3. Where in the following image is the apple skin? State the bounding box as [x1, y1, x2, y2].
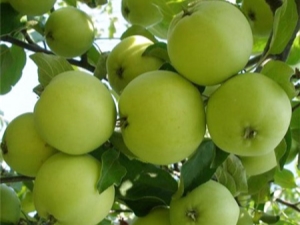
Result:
[131, 207, 171, 225]
[33, 152, 115, 225]
[167, 1, 253, 86]
[45, 7, 95, 58]
[121, 0, 162, 28]
[34, 70, 116, 155]
[118, 70, 206, 165]
[206, 73, 291, 156]
[169, 180, 240, 225]
[9, 0, 56, 16]
[241, 0, 274, 37]
[0, 184, 21, 224]
[239, 150, 277, 176]
[1, 112, 57, 177]
[106, 35, 164, 94]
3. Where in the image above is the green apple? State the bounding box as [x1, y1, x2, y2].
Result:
[241, 0, 274, 37]
[167, 1, 253, 86]
[33, 152, 115, 225]
[169, 180, 240, 225]
[9, 0, 56, 16]
[106, 35, 164, 94]
[1, 112, 57, 177]
[118, 70, 206, 165]
[121, 0, 163, 27]
[206, 73, 292, 156]
[34, 70, 116, 155]
[237, 207, 253, 225]
[239, 150, 277, 176]
[131, 207, 171, 225]
[45, 7, 95, 58]
[0, 184, 21, 224]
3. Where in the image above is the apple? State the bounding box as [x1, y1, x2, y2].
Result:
[239, 150, 277, 176]
[1, 112, 57, 177]
[0, 184, 21, 224]
[237, 207, 253, 225]
[33, 152, 115, 225]
[131, 207, 171, 225]
[34, 70, 116, 155]
[167, 0, 253, 86]
[241, 0, 274, 37]
[106, 35, 164, 94]
[206, 73, 292, 156]
[45, 7, 95, 58]
[121, 0, 162, 28]
[118, 70, 206, 165]
[169, 180, 240, 225]
[9, 0, 56, 16]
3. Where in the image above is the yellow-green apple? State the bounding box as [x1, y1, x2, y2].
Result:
[131, 207, 171, 225]
[33, 70, 116, 155]
[167, 0, 253, 86]
[237, 207, 253, 225]
[33, 152, 115, 225]
[206, 73, 291, 156]
[106, 35, 164, 94]
[239, 150, 277, 176]
[45, 7, 95, 58]
[1, 112, 57, 177]
[121, 0, 162, 27]
[0, 184, 21, 224]
[9, 0, 56, 16]
[118, 70, 206, 165]
[241, 0, 274, 37]
[169, 180, 240, 225]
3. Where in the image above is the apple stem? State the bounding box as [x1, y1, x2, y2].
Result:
[186, 209, 198, 222]
[0, 141, 8, 154]
[116, 117, 128, 128]
[243, 127, 257, 140]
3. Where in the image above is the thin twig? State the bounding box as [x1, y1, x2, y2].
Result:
[0, 175, 34, 183]
[275, 198, 300, 213]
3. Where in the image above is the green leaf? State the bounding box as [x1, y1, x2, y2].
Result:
[261, 60, 296, 99]
[215, 154, 248, 196]
[159, 62, 178, 73]
[87, 45, 101, 67]
[274, 168, 297, 189]
[181, 140, 228, 196]
[142, 42, 170, 62]
[63, 0, 77, 7]
[291, 100, 300, 130]
[121, 25, 158, 43]
[98, 149, 127, 194]
[286, 33, 300, 65]
[251, 183, 271, 204]
[0, 3, 24, 36]
[30, 53, 73, 87]
[94, 51, 109, 80]
[268, 0, 298, 55]
[277, 129, 293, 168]
[247, 169, 276, 195]
[0, 44, 26, 95]
[116, 154, 177, 216]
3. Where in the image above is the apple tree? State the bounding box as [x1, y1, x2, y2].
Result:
[0, 0, 300, 225]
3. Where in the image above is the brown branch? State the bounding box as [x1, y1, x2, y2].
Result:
[0, 35, 96, 72]
[275, 198, 300, 213]
[0, 175, 34, 183]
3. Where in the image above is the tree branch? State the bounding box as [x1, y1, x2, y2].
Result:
[275, 198, 300, 213]
[0, 35, 96, 72]
[0, 175, 34, 183]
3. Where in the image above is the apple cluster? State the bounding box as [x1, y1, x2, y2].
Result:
[0, 0, 295, 225]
